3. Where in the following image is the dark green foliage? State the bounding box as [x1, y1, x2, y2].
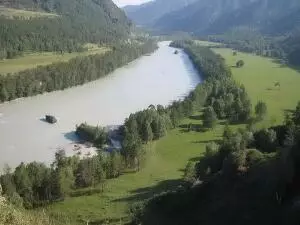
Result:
[236, 59, 245, 68]
[255, 101, 268, 120]
[254, 129, 278, 153]
[293, 101, 300, 126]
[183, 161, 196, 183]
[0, 41, 157, 102]
[76, 123, 108, 148]
[0, 148, 123, 209]
[203, 106, 217, 129]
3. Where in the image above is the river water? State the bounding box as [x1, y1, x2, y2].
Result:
[0, 41, 201, 168]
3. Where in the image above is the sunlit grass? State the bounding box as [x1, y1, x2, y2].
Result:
[213, 48, 300, 126]
[0, 6, 58, 19]
[0, 46, 110, 75]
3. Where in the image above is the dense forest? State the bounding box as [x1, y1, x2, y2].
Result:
[0, 0, 132, 59]
[0, 40, 157, 102]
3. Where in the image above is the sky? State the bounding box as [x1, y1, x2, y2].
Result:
[113, 0, 152, 7]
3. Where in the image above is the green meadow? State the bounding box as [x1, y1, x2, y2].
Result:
[213, 48, 300, 125]
[47, 43, 300, 224]
[0, 46, 109, 75]
[0, 6, 58, 19]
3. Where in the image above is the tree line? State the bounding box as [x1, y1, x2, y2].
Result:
[0, 148, 123, 209]
[0, 40, 157, 102]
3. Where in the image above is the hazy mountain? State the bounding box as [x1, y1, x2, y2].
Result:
[123, 0, 197, 26]
[155, 0, 300, 35]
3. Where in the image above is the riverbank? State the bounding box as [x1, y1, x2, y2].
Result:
[0, 41, 201, 168]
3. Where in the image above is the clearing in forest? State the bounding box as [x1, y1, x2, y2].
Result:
[0, 46, 110, 75]
[0, 6, 58, 19]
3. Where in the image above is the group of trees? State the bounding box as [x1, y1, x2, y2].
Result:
[0, 40, 157, 102]
[0, 0, 132, 59]
[120, 40, 253, 170]
[0, 149, 123, 209]
[76, 123, 108, 148]
[132, 101, 300, 225]
[173, 41, 252, 125]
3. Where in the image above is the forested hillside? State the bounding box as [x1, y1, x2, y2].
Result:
[0, 0, 131, 59]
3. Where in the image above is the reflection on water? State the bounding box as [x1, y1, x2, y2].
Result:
[0, 41, 201, 167]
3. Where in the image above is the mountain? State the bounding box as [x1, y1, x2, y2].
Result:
[123, 0, 197, 26]
[155, 0, 300, 35]
[0, 0, 132, 59]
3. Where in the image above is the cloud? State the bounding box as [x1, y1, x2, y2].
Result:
[113, 0, 152, 7]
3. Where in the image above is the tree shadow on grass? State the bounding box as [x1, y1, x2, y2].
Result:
[112, 179, 185, 204]
[191, 140, 213, 145]
[189, 114, 203, 120]
[284, 109, 295, 114]
[88, 216, 128, 225]
[271, 59, 300, 73]
[179, 124, 206, 133]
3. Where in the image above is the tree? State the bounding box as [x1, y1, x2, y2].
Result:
[142, 122, 153, 143]
[254, 129, 277, 153]
[203, 107, 217, 129]
[236, 60, 245, 68]
[183, 162, 196, 183]
[255, 101, 267, 120]
[293, 101, 300, 125]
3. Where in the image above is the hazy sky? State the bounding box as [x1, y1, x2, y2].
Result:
[113, 0, 152, 7]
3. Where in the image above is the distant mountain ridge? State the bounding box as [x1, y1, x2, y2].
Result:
[155, 0, 300, 35]
[123, 0, 197, 26]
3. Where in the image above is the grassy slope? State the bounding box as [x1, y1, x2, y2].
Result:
[213, 48, 300, 125]
[47, 42, 300, 224]
[0, 6, 58, 19]
[0, 46, 109, 74]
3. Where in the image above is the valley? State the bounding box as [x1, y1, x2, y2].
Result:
[1, 0, 300, 225]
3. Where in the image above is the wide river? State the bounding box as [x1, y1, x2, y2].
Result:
[0, 41, 201, 168]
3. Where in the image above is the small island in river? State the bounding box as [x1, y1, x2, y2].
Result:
[45, 115, 57, 124]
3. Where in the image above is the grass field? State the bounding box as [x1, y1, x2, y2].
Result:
[0, 6, 58, 19]
[212, 48, 300, 125]
[48, 116, 224, 224]
[195, 40, 222, 47]
[0, 46, 109, 74]
[47, 42, 300, 224]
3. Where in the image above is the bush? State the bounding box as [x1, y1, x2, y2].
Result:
[236, 60, 245, 68]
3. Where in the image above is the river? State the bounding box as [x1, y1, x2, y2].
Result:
[0, 41, 201, 168]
